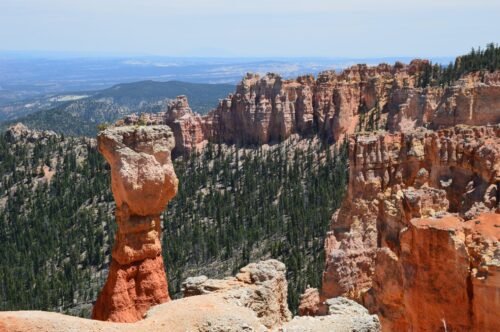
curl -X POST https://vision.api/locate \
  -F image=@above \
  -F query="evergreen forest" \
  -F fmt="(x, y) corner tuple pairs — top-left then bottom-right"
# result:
(0, 130), (348, 316)
(415, 42), (500, 87)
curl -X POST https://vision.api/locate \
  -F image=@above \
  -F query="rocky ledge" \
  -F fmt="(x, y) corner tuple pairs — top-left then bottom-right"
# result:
(0, 259), (381, 331)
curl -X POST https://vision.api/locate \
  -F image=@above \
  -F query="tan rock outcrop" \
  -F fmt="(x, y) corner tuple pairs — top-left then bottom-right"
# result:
(164, 96), (206, 156)
(320, 125), (500, 330)
(283, 297), (380, 332)
(298, 287), (324, 316)
(5, 122), (57, 142)
(1, 260), (291, 332)
(182, 259), (292, 329)
(120, 96), (206, 156)
(92, 125), (178, 322)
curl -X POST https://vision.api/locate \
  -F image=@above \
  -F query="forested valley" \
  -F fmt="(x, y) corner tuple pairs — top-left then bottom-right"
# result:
(0, 127), (348, 316)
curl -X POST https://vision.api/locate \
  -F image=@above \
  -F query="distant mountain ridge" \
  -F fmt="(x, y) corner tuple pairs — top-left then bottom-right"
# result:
(93, 80), (234, 114)
(0, 80), (234, 136)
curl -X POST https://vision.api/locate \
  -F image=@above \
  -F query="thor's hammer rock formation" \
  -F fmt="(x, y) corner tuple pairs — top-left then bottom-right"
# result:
(92, 125), (178, 322)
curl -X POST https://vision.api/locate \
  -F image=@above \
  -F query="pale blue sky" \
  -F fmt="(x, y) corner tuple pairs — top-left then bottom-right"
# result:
(1, 0), (499, 58)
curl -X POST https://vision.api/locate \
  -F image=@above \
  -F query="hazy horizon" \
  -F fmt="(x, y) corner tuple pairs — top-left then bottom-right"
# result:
(1, 0), (499, 58)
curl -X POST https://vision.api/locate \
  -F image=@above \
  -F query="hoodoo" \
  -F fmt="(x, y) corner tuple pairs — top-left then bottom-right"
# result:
(92, 125), (178, 322)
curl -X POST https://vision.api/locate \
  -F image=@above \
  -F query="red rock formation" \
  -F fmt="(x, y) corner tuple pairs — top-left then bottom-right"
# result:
(366, 213), (499, 331)
(163, 96), (206, 156)
(203, 73), (304, 144)
(298, 287), (325, 316)
(466, 213), (500, 330)
(92, 125), (178, 322)
(320, 125), (500, 331)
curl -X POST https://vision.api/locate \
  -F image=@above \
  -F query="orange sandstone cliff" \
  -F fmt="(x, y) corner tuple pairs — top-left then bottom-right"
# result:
(204, 66), (499, 145)
(366, 213), (499, 331)
(319, 125), (500, 331)
(92, 125), (178, 322)
(121, 64), (499, 149)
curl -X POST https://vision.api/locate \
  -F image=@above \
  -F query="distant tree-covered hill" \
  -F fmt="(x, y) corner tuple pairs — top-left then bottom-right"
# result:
(0, 80), (234, 136)
(92, 80), (234, 114)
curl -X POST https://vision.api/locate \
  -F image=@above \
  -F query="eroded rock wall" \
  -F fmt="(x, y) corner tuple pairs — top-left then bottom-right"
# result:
(365, 213), (500, 331)
(320, 125), (500, 331)
(205, 65), (500, 145)
(116, 64), (499, 151)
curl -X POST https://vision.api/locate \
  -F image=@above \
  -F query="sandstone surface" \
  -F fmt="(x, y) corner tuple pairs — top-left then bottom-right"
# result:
(0, 260), (293, 332)
(298, 287), (323, 316)
(282, 297), (380, 332)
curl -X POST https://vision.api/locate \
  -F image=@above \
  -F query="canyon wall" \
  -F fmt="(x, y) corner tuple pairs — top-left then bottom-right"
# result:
(204, 65), (499, 145)
(92, 125), (178, 322)
(2, 62), (499, 331)
(108, 63), (499, 330)
(118, 64), (499, 151)
(320, 125), (500, 331)
(365, 213), (499, 331)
